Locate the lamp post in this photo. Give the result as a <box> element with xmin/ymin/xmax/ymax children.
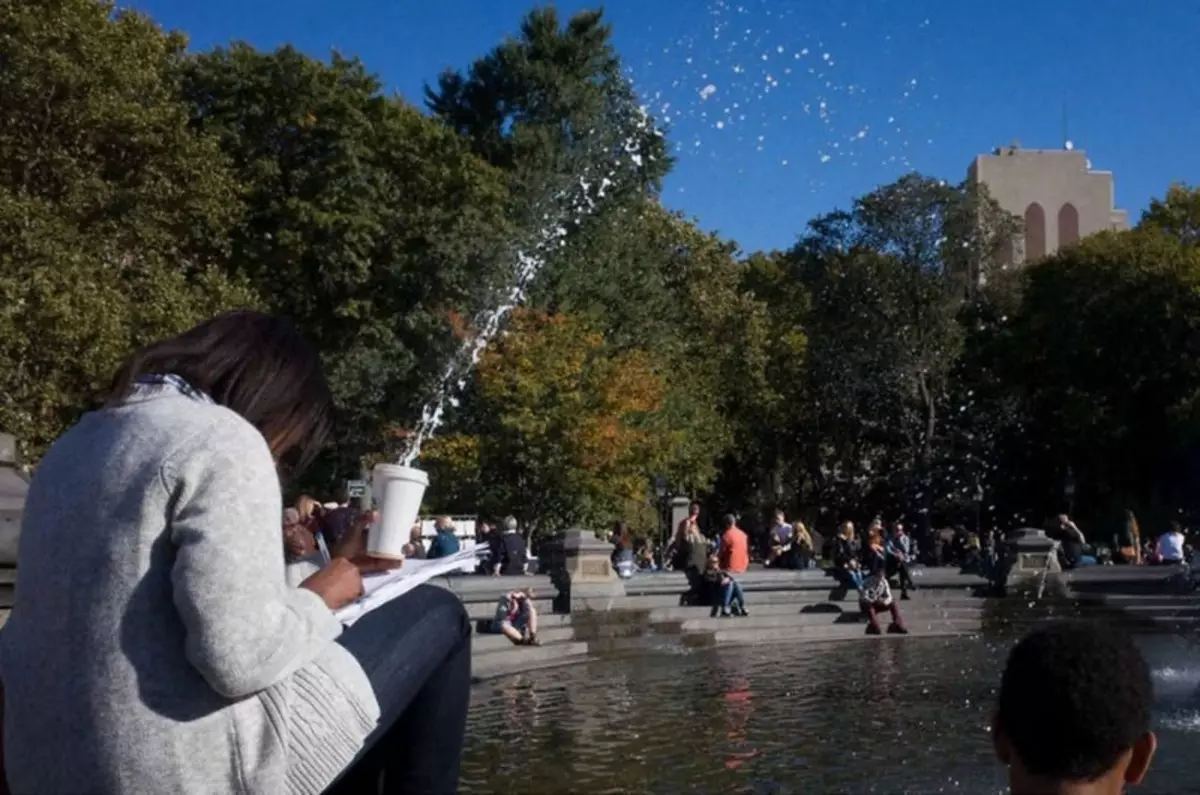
<box><xmin>653</xmin><ymin>474</ymin><xmax>669</xmax><ymax>550</ymax></box>
<box><xmin>1064</xmin><ymin>467</ymin><xmax>1077</xmax><ymax>517</ymax></box>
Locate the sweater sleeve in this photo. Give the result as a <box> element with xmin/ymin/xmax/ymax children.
<box><xmin>165</xmin><ymin>413</ymin><xmax>343</xmax><ymax>700</ymax></box>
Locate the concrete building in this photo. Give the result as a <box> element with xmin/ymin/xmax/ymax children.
<box><xmin>968</xmin><ymin>145</ymin><xmax>1128</xmax><ymax>265</ymax></box>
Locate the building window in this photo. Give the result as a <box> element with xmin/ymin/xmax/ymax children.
<box><xmin>1024</xmin><ymin>202</ymin><xmax>1046</xmax><ymax>261</ymax></box>
<box><xmin>1058</xmin><ymin>203</ymin><xmax>1080</xmax><ymax>248</ymax></box>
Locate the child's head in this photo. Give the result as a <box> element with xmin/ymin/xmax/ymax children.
<box><xmin>993</xmin><ymin>622</ymin><xmax>1156</xmax><ymax>794</ymax></box>
<box><xmin>706</xmin><ymin>553</ymin><xmax>720</xmax><ymax>569</ymax></box>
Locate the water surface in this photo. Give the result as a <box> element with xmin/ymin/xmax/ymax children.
<box><xmin>463</xmin><ymin>635</ymin><xmax>1200</xmax><ymax>794</ymax></box>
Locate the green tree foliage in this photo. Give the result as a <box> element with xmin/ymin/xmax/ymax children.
<box><xmin>178</xmin><ymin>45</ymin><xmax>514</xmax><ymax>481</ymax></box>
<box><xmin>421</xmin><ymin>310</ymin><xmax>700</xmax><ymax>535</ymax></box>
<box><xmin>1140</xmin><ymin>183</ymin><xmax>1200</xmax><ymax>247</ymax></box>
<box><xmin>996</xmin><ymin>229</ymin><xmax>1200</xmax><ymax>524</ymax></box>
<box><xmin>426</xmin><ymin>6</ymin><xmax>670</xmax><ymax>209</ymax></box>
<box><xmin>0</xmin><ymin>0</ymin><xmax>256</xmax><ymax>459</ymax></box>
<box><xmin>525</xmin><ymin>202</ymin><xmax>751</xmax><ymax>493</ymax></box>
<box><xmin>5</xmin><ymin>0</ymin><xmax>1197</xmax><ymax>542</ymax></box>
<box><xmin>711</xmin><ymin>248</ymin><xmax>808</xmax><ymax>512</ymax></box>
<box><xmin>773</xmin><ymin>176</ymin><xmax>1018</xmax><ymax>524</ymax></box>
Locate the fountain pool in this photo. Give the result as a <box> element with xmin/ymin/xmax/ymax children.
<box><xmin>462</xmin><ymin>634</ymin><xmax>1200</xmax><ymax>794</ymax></box>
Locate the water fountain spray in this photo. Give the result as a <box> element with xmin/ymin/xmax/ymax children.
<box><xmin>395</xmin><ymin>103</ymin><xmax>663</xmax><ymax>467</ymax></box>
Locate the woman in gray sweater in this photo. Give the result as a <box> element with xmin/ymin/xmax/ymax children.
<box><xmin>0</xmin><ymin>311</ymin><xmax>472</xmax><ymax>794</ymax></box>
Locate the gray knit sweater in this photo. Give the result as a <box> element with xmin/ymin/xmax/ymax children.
<box><xmin>0</xmin><ymin>388</ymin><xmax>380</xmax><ymax>794</ymax></box>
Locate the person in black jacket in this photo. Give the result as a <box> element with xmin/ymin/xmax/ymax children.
<box><xmin>498</xmin><ymin>516</ymin><xmax>528</xmax><ymax>575</ymax></box>
<box><xmin>681</xmin><ymin>524</ymin><xmax>711</xmax><ymax>604</ymax></box>
<box><xmin>832</xmin><ymin>521</ymin><xmax>864</xmax><ymax>593</ymax></box>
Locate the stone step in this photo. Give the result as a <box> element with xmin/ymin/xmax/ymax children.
<box><xmin>708</xmin><ymin>618</ymin><xmax>986</xmax><ymax>646</ymax></box>
<box><xmin>469</xmin><ymin>613</ymin><xmax>573</xmax><ymax>633</ymax></box>
<box><xmin>1077</xmin><ymin>593</ymin><xmax>1200</xmax><ymax>608</ymax></box>
<box><xmin>1103</xmin><ymin>604</ymin><xmax>1200</xmax><ymax>615</ymax></box>
<box><xmin>620</xmin><ymin>590</ymin><xmax>980</xmax><ymax>611</ymax></box>
<box><xmin>644</xmin><ymin>596</ymin><xmax>983</xmax><ymax>621</ymax></box>
<box><xmin>471</xmin><ymin>626</ymin><xmax>577</xmax><ymax>651</ymax></box>
<box><xmin>677</xmin><ymin>606</ymin><xmax>986</xmax><ymax>633</ymax></box>
<box><xmin>621</xmin><ymin>568</ymin><xmax>986</xmax><ymax>594</ymax></box>
<box><xmin>470</xmin><ymin>640</ymin><xmax>590</xmax><ymax>680</ymax></box>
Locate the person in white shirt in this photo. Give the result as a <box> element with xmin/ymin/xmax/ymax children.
<box><xmin>1155</xmin><ymin>523</ymin><xmax>1186</xmax><ymax>565</ymax></box>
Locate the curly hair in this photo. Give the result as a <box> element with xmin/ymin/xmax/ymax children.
<box><xmin>997</xmin><ymin>621</ymin><xmax>1153</xmax><ymax>782</ymax></box>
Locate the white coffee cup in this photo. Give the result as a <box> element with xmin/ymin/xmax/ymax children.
<box><xmin>367</xmin><ymin>464</ymin><xmax>429</xmax><ymax>560</ymax></box>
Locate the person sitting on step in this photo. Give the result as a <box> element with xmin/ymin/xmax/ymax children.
<box><xmin>610</xmin><ymin>521</ymin><xmax>637</xmax><ymax>579</ymax></box>
<box><xmin>766</xmin><ymin>509</ymin><xmax>792</xmax><ymax>568</ymax></box>
<box><xmin>702</xmin><ymin>553</ymin><xmax>748</xmax><ymax>618</ymax></box>
<box><xmin>789</xmin><ymin>521</ymin><xmax>814</xmax><ymax>569</ymax></box>
<box><xmin>860</xmin><ymin>527</ymin><xmax>908</xmax><ymax>635</ymax></box>
<box><xmin>401</xmin><ymin>521</ymin><xmax>427</xmax><ymax>559</ymax></box>
<box><xmin>832</xmin><ymin>521</ymin><xmax>864</xmax><ymax>595</ymax></box>
<box><xmin>490</xmin><ymin>588</ymin><xmax>540</xmax><ymax>646</ymax></box>
<box><xmin>1155</xmin><ymin>521</ymin><xmax>1186</xmax><ymax>566</ymax></box>
<box><xmin>0</xmin><ymin>311</ymin><xmax>472</xmax><ymax>795</ymax></box>
<box><xmin>426</xmin><ymin>515</ymin><xmax>461</xmax><ymax>559</ymax></box>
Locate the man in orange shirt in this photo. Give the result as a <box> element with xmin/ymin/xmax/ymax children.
<box><xmin>719</xmin><ymin>514</ymin><xmax>749</xmax><ymax>574</ymax></box>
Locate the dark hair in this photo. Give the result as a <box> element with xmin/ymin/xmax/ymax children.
<box><xmin>997</xmin><ymin>621</ymin><xmax>1153</xmax><ymax>781</ymax></box>
<box><xmin>109</xmin><ymin>310</ymin><xmax>333</xmax><ymax>477</ymax></box>
<box><xmin>722</xmin><ymin>513</ymin><xmax>736</xmax><ymax>530</ymax></box>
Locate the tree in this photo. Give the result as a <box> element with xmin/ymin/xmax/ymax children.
<box><xmin>783</xmin><ymin>175</ymin><xmax>1018</xmax><ymax>529</ymax></box>
<box><xmin>995</xmin><ymin>228</ymin><xmax>1200</xmax><ymax>527</ymax></box>
<box><xmin>709</xmin><ymin>249</ymin><xmax>809</xmax><ymax>518</ymax></box>
<box><xmin>1140</xmin><ymin>183</ymin><xmax>1200</xmax><ymax>247</ymax></box>
<box><xmin>426</xmin><ymin>6</ymin><xmax>670</xmax><ymax>210</ymax></box>
<box><xmin>0</xmin><ymin>0</ymin><xmax>256</xmax><ymax>460</ymax></box>
<box><xmin>178</xmin><ymin>45</ymin><xmax>515</xmax><ymax>485</ymax></box>
<box><xmin>792</xmin><ymin>247</ymin><xmax>958</xmax><ymax>520</ymax></box>
<box><xmin>420</xmin><ymin>310</ymin><xmax>705</xmax><ymax>536</ymax></box>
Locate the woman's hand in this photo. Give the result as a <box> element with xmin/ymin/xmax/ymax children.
<box><xmin>300</xmin><ymin>557</ymin><xmax>364</xmax><ymax>610</ymax></box>
<box><xmin>329</xmin><ymin>511</ymin><xmax>405</xmax><ymax>574</ymax></box>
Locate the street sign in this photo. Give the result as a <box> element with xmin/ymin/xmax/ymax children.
<box><xmin>346</xmin><ymin>479</ymin><xmax>367</xmax><ymax>498</ymax></box>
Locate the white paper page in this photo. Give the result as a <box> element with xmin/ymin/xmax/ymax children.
<box><xmin>335</xmin><ymin>546</ymin><xmax>481</xmax><ymax>626</ymax></box>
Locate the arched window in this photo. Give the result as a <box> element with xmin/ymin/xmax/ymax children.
<box><xmin>1058</xmin><ymin>202</ymin><xmax>1080</xmax><ymax>248</ymax></box>
<box><xmin>1024</xmin><ymin>202</ymin><xmax>1046</xmax><ymax>261</ymax></box>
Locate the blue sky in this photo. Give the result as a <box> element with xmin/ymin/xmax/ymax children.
<box><xmin>128</xmin><ymin>0</ymin><xmax>1199</xmax><ymax>253</ymax></box>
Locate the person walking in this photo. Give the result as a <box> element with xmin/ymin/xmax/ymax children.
<box><xmin>860</xmin><ymin>527</ymin><xmax>908</xmax><ymax>635</ymax></box>
<box><xmin>886</xmin><ymin>522</ymin><xmax>917</xmax><ymax>599</ymax></box>
<box><xmin>682</xmin><ymin>520</ymin><xmax>711</xmax><ymax>603</ymax></box>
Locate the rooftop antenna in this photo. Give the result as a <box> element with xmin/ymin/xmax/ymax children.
<box><xmin>1062</xmin><ymin>97</ymin><xmax>1074</xmax><ymax>151</ymax></box>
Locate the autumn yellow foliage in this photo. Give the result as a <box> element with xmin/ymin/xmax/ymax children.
<box><xmin>421</xmin><ymin>310</ymin><xmax>684</xmax><ymax>535</ymax></box>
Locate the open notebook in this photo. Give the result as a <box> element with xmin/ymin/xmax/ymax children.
<box><xmin>333</xmin><ymin>546</ymin><xmax>482</xmax><ymax>626</ymax></box>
